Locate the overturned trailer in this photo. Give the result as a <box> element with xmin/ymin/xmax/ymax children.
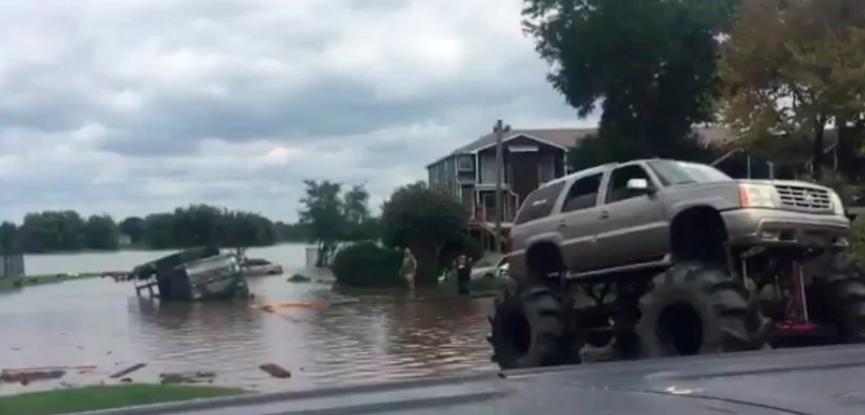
<box><xmin>132</xmin><ymin>247</ymin><xmax>250</xmax><ymax>301</ymax></box>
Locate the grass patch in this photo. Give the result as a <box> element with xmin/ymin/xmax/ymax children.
<box><xmin>0</xmin><ymin>384</ymin><xmax>246</xmax><ymax>415</ymax></box>
<box><xmin>0</xmin><ymin>278</ymin><xmax>21</xmax><ymax>291</ymax></box>
<box><xmin>0</xmin><ymin>274</ymin><xmax>101</xmax><ymax>291</ymax></box>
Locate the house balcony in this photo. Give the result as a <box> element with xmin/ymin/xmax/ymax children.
<box><xmin>471</xmin><ymin>199</ymin><xmax>517</xmax><ymax>225</ymax></box>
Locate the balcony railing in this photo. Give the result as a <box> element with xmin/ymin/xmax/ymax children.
<box><xmin>471</xmin><ymin>204</ymin><xmax>516</xmax><ymax>224</ymax></box>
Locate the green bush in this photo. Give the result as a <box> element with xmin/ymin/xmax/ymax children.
<box><xmin>332</xmin><ymin>242</ymin><xmax>403</xmax><ymax>287</ymax></box>
<box><xmin>853</xmin><ymin>215</ymin><xmax>865</xmax><ymax>265</ymax></box>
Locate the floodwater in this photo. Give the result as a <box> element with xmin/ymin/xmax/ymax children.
<box><xmin>1</xmin><ymin>244</ymin><xmax>496</xmax><ymax>395</ymax></box>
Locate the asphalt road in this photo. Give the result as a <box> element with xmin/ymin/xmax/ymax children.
<box><xmin>83</xmin><ymin>345</ymin><xmax>865</xmax><ymax>415</ymax></box>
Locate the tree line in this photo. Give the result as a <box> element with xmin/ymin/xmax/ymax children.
<box><xmin>526</xmin><ymin>0</ymin><xmax>865</xmax><ymax>186</ymax></box>
<box><xmin>0</xmin><ymin>206</ymin><xmax>315</xmax><ymax>254</ymax></box>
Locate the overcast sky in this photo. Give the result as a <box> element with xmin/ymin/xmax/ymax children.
<box><xmin>0</xmin><ymin>0</ymin><xmax>597</xmax><ymax>223</ymax></box>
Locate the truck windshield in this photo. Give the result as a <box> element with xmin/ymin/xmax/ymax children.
<box><xmin>648</xmin><ymin>160</ymin><xmax>731</xmax><ymax>186</ymax></box>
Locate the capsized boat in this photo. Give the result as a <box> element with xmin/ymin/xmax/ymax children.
<box><xmin>131</xmin><ymin>247</ymin><xmax>249</xmax><ymax>301</ymax></box>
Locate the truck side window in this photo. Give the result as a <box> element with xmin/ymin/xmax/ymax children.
<box><xmin>515</xmin><ymin>182</ymin><xmax>566</xmax><ymax>224</ymax></box>
<box><xmin>606</xmin><ymin>165</ymin><xmax>652</xmax><ymax>204</ymax></box>
<box><xmin>562</xmin><ymin>173</ymin><xmax>602</xmax><ymax>212</ymax></box>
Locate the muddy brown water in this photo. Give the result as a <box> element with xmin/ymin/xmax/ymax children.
<box><xmin>0</xmin><ymin>245</ymin><xmax>496</xmax><ymax>395</ymax></box>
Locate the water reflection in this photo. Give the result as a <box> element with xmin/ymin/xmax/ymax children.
<box><xmin>0</xmin><ymin>268</ymin><xmax>496</xmax><ymax>395</ymax></box>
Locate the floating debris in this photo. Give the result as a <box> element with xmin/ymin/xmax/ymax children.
<box><xmin>159</xmin><ymin>371</ymin><xmax>216</xmax><ymax>385</ymax></box>
<box><xmin>110</xmin><ymin>363</ymin><xmax>146</xmax><ymax>379</ymax></box>
<box><xmin>258</xmin><ymin>300</ymin><xmax>330</xmax><ymax>314</ymax></box>
<box><xmin>287</xmin><ymin>273</ymin><xmax>311</xmax><ymax>283</ymax></box>
<box><xmin>259</xmin><ymin>364</ymin><xmax>291</xmax><ymax>379</ymax></box>
<box><xmin>1</xmin><ymin>368</ymin><xmax>66</xmax><ymax>385</ymax></box>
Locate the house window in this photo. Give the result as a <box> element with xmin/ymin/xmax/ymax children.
<box><xmin>480</xmin><ymin>153</ymin><xmax>496</xmax><ymax>183</ymax></box>
<box><xmin>457</xmin><ymin>155</ymin><xmax>474</xmax><ymax>172</ymax></box>
<box><xmin>509</xmin><ymin>145</ymin><xmax>538</xmax><ymax>153</ymax></box>
<box><xmin>539</xmin><ymin>154</ymin><xmax>555</xmax><ymax>183</ymax></box>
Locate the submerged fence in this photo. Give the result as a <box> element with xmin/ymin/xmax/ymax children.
<box><xmin>0</xmin><ymin>253</ymin><xmax>24</xmax><ymax>278</ymax></box>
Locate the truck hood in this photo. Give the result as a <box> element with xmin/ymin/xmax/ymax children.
<box><xmin>736</xmin><ymin>179</ymin><xmax>834</xmax><ymax>193</ymax></box>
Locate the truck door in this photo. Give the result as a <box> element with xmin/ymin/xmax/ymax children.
<box><xmin>558</xmin><ymin>172</ymin><xmax>605</xmax><ymax>272</ymax></box>
<box><xmin>595</xmin><ymin>164</ymin><xmax>668</xmax><ymax>268</ymax></box>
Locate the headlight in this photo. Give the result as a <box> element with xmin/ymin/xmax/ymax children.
<box><xmin>830</xmin><ymin>191</ymin><xmax>846</xmax><ymax>216</ymax></box>
<box><xmin>739</xmin><ymin>184</ymin><xmax>779</xmax><ymax>208</ymax></box>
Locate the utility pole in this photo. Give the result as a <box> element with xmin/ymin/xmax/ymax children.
<box><xmin>493</xmin><ymin>119</ymin><xmax>510</xmax><ymax>253</ymax></box>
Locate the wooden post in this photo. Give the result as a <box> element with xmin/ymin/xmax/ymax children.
<box><xmin>493</xmin><ymin>120</ymin><xmax>510</xmax><ymax>253</ymax></box>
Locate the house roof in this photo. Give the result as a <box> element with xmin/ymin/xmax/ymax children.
<box><xmin>426</xmin><ymin>128</ymin><xmax>597</xmax><ymax>168</ymax></box>
<box><xmin>455</xmin><ymin>128</ymin><xmax>598</xmax><ymax>153</ymax></box>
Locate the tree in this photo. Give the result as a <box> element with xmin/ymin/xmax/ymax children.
<box><xmin>567</xmin><ymin>133</ymin><xmax>639</xmax><ymax>171</ymax></box>
<box><xmin>222</xmin><ymin>211</ymin><xmax>277</xmax><ymax>255</ymax></box>
<box><xmin>275</xmin><ymin>221</ymin><xmax>309</xmax><ymax>242</ymax></box>
<box><xmin>84</xmin><ymin>214</ymin><xmax>120</xmax><ymax>250</ymax></box>
<box><xmin>343</xmin><ymin>185</ymin><xmax>370</xmax><ymax>225</ymax></box>
<box><xmin>172</xmin><ymin>205</ymin><xmax>223</xmax><ymax>247</ymax></box>
<box><xmin>342</xmin><ymin>185</ymin><xmax>379</xmax><ymax>241</ymax></box>
<box><xmin>19</xmin><ymin>211</ymin><xmax>86</xmax><ymax>253</ymax></box>
<box><xmin>299</xmin><ymin>180</ymin><xmax>346</xmax><ymax>266</ymax></box>
<box><xmin>720</xmin><ymin>0</ymin><xmax>865</xmax><ymax>179</ymax></box>
<box><xmin>523</xmin><ymin>0</ymin><xmax>737</xmax><ymax>161</ymax></box>
<box><xmin>381</xmin><ymin>182</ymin><xmax>467</xmax><ymax>285</ymax></box>
<box><xmin>119</xmin><ymin>217</ymin><xmax>145</xmax><ymax>244</ymax></box>
<box><xmin>143</xmin><ymin>213</ymin><xmax>176</xmax><ymax>249</ymax></box>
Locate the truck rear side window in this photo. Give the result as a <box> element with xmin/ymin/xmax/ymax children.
<box><xmin>515</xmin><ymin>182</ymin><xmax>565</xmax><ymax>224</ymax></box>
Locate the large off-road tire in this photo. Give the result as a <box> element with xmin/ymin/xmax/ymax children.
<box><xmin>488</xmin><ymin>280</ymin><xmax>581</xmax><ymax>369</ymax></box>
<box><xmin>811</xmin><ymin>256</ymin><xmax>865</xmax><ymax>343</ymax></box>
<box><xmin>637</xmin><ymin>263</ymin><xmax>762</xmax><ymax>357</ymax></box>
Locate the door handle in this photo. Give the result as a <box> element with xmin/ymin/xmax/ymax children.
<box><xmin>600</xmin><ymin>211</ymin><xmax>609</xmax><ymax>219</ymax></box>
<box><xmin>557</xmin><ymin>220</ymin><xmax>567</xmax><ymax>229</ymax></box>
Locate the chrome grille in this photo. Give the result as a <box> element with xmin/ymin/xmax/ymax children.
<box><xmin>774</xmin><ymin>185</ymin><xmax>831</xmax><ymax>211</ymax></box>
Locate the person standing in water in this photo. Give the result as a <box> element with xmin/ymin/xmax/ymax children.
<box><xmin>401</xmin><ymin>247</ymin><xmax>417</xmax><ymax>293</ymax></box>
<box><xmin>455</xmin><ymin>254</ymin><xmax>472</xmax><ymax>295</ymax></box>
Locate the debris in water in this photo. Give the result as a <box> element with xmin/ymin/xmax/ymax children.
<box><xmin>258</xmin><ymin>300</ymin><xmax>330</xmax><ymax>313</ymax></box>
<box><xmin>159</xmin><ymin>371</ymin><xmax>216</xmax><ymax>385</ymax></box>
<box><xmin>1</xmin><ymin>368</ymin><xmax>66</xmax><ymax>385</ymax></box>
<box><xmin>110</xmin><ymin>363</ymin><xmax>146</xmax><ymax>379</ymax></box>
<box><xmin>259</xmin><ymin>364</ymin><xmax>291</xmax><ymax>379</ymax></box>
<box><xmin>287</xmin><ymin>273</ymin><xmax>311</xmax><ymax>283</ymax></box>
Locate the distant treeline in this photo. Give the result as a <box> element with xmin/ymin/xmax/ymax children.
<box><xmin>0</xmin><ymin>205</ymin><xmax>313</xmax><ymax>254</ymax></box>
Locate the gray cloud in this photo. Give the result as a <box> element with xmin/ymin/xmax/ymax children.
<box><xmin>0</xmin><ymin>0</ymin><xmax>596</xmax><ymax>223</ymax></box>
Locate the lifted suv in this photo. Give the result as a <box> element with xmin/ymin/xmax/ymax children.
<box><xmin>489</xmin><ymin>159</ymin><xmax>865</xmax><ymax>369</ymax></box>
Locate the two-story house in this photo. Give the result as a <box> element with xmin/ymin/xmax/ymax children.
<box><xmin>427</xmin><ymin>128</ymin><xmax>595</xmax><ymax>248</ymax></box>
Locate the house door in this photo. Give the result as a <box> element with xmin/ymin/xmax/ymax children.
<box><xmin>482</xmin><ymin>193</ymin><xmax>496</xmax><ymax>223</ymax></box>
<box><xmin>510</xmin><ymin>152</ymin><xmax>539</xmax><ymax>203</ymax></box>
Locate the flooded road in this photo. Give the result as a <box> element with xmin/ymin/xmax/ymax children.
<box><xmin>0</xmin><ymin>247</ymin><xmax>496</xmax><ymax>394</ymax></box>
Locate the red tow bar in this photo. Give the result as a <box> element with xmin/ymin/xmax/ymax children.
<box><xmin>774</xmin><ymin>322</ymin><xmax>819</xmax><ymax>336</ymax></box>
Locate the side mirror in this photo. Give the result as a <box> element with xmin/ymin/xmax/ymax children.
<box><xmin>626</xmin><ymin>178</ymin><xmax>650</xmax><ymax>192</ymax></box>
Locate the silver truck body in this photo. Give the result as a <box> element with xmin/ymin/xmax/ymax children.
<box><xmin>509</xmin><ymin>159</ymin><xmax>850</xmax><ymax>280</ymax></box>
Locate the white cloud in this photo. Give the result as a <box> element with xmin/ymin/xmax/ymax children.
<box><xmin>0</xmin><ymin>0</ymin><xmax>597</xmax><ymax>223</ymax></box>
